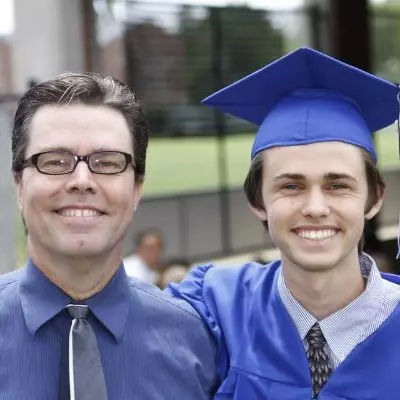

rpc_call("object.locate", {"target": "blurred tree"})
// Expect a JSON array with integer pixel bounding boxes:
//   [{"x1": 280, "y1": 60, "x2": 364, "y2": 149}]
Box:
[
  {"x1": 179, "y1": 5, "x2": 285, "y2": 103},
  {"x1": 372, "y1": 1, "x2": 400, "y2": 82}
]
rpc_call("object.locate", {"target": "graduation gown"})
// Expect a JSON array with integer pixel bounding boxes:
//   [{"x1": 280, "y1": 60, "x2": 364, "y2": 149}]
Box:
[{"x1": 169, "y1": 261, "x2": 400, "y2": 399}]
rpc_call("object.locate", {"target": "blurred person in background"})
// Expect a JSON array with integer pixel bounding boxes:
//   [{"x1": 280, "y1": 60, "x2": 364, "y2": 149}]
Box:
[
  {"x1": 0, "y1": 72, "x2": 217, "y2": 399},
  {"x1": 158, "y1": 259, "x2": 190, "y2": 289},
  {"x1": 123, "y1": 228, "x2": 164, "y2": 284},
  {"x1": 170, "y1": 48, "x2": 400, "y2": 399}
]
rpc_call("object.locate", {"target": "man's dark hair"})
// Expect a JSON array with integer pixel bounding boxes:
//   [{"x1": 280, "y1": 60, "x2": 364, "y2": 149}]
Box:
[
  {"x1": 243, "y1": 149, "x2": 385, "y2": 253},
  {"x1": 12, "y1": 72, "x2": 149, "y2": 184}
]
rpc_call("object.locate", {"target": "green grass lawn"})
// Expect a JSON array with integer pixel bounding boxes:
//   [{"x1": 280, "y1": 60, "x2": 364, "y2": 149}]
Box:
[{"x1": 143, "y1": 128, "x2": 400, "y2": 196}]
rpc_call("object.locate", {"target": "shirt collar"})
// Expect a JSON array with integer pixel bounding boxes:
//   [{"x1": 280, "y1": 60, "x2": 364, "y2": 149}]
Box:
[
  {"x1": 19, "y1": 259, "x2": 131, "y2": 343},
  {"x1": 277, "y1": 266, "x2": 316, "y2": 339},
  {"x1": 277, "y1": 253, "x2": 385, "y2": 362}
]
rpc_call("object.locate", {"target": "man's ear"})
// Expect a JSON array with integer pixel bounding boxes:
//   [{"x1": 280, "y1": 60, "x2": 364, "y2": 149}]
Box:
[
  {"x1": 13, "y1": 174, "x2": 23, "y2": 212},
  {"x1": 365, "y1": 187, "x2": 385, "y2": 221},
  {"x1": 133, "y1": 183, "x2": 143, "y2": 213},
  {"x1": 248, "y1": 203, "x2": 267, "y2": 222}
]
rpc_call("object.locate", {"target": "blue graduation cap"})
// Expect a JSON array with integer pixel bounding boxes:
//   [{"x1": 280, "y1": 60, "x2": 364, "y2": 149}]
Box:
[{"x1": 202, "y1": 47, "x2": 399, "y2": 163}]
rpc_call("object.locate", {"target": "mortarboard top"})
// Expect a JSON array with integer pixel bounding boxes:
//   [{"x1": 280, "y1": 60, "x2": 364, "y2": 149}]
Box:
[{"x1": 202, "y1": 47, "x2": 399, "y2": 162}]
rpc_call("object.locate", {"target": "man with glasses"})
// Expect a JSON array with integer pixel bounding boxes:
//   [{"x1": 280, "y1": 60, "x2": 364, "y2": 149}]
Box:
[{"x1": 0, "y1": 73, "x2": 217, "y2": 399}]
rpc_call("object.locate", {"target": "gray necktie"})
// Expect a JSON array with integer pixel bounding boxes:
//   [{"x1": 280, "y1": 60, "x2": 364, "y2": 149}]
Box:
[
  {"x1": 305, "y1": 322, "x2": 332, "y2": 397},
  {"x1": 67, "y1": 304, "x2": 108, "y2": 400}
]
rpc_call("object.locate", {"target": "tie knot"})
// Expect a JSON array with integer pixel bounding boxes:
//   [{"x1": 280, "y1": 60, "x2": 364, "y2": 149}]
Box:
[
  {"x1": 67, "y1": 304, "x2": 89, "y2": 319},
  {"x1": 306, "y1": 322, "x2": 326, "y2": 350}
]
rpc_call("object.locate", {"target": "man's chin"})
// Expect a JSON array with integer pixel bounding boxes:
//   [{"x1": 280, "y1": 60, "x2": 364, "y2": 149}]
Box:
[{"x1": 50, "y1": 242, "x2": 105, "y2": 259}]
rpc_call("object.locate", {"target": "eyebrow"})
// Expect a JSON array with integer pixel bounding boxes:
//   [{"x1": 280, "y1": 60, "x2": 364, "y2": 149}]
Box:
[
  {"x1": 273, "y1": 173, "x2": 305, "y2": 181},
  {"x1": 323, "y1": 172, "x2": 358, "y2": 183},
  {"x1": 37, "y1": 146, "x2": 74, "y2": 153},
  {"x1": 273, "y1": 172, "x2": 358, "y2": 182},
  {"x1": 36, "y1": 146, "x2": 124, "y2": 153}
]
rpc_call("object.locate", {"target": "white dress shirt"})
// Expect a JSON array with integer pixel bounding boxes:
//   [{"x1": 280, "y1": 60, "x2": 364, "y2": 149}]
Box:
[{"x1": 277, "y1": 253, "x2": 400, "y2": 369}]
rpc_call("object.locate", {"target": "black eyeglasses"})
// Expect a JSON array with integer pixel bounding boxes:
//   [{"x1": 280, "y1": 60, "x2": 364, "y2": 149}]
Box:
[{"x1": 21, "y1": 150, "x2": 134, "y2": 175}]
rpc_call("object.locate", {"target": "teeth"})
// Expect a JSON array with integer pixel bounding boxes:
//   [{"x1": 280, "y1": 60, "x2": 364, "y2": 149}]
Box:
[
  {"x1": 59, "y1": 209, "x2": 100, "y2": 217},
  {"x1": 296, "y1": 229, "x2": 336, "y2": 241}
]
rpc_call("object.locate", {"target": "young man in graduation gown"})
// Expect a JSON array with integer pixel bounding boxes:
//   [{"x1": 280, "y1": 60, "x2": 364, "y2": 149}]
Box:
[{"x1": 169, "y1": 47, "x2": 400, "y2": 399}]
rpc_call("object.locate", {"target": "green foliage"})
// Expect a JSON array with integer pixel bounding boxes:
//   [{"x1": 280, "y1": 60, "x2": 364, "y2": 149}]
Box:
[
  {"x1": 372, "y1": 2, "x2": 400, "y2": 81},
  {"x1": 179, "y1": 5, "x2": 284, "y2": 103}
]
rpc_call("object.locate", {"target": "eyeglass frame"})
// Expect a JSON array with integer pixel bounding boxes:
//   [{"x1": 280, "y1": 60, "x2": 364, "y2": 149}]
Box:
[{"x1": 20, "y1": 150, "x2": 134, "y2": 175}]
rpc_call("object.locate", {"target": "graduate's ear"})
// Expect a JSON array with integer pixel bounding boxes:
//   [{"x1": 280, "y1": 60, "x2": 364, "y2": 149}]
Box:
[
  {"x1": 364, "y1": 164, "x2": 385, "y2": 220},
  {"x1": 365, "y1": 187, "x2": 384, "y2": 220},
  {"x1": 248, "y1": 203, "x2": 267, "y2": 222}
]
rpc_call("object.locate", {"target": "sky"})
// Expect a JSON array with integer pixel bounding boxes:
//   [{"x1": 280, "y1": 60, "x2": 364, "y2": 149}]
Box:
[{"x1": 0, "y1": 0, "x2": 389, "y2": 36}]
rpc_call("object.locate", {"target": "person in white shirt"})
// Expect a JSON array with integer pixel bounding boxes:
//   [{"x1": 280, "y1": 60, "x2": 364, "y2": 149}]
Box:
[{"x1": 123, "y1": 229, "x2": 164, "y2": 284}]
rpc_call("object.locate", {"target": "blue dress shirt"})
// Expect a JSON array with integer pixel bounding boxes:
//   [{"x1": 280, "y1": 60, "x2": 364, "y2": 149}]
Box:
[{"x1": 0, "y1": 260, "x2": 217, "y2": 399}]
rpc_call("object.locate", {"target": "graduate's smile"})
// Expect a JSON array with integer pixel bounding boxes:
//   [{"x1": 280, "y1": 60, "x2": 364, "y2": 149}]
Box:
[
  {"x1": 292, "y1": 227, "x2": 339, "y2": 242},
  {"x1": 291, "y1": 229, "x2": 340, "y2": 252}
]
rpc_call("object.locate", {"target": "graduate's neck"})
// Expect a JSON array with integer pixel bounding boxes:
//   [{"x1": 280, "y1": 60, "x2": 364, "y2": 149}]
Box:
[{"x1": 281, "y1": 253, "x2": 366, "y2": 320}]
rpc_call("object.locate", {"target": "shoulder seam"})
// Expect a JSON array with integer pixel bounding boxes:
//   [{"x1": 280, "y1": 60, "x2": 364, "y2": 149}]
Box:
[
  {"x1": 0, "y1": 277, "x2": 19, "y2": 289},
  {"x1": 200, "y1": 266, "x2": 217, "y2": 325},
  {"x1": 129, "y1": 282, "x2": 203, "y2": 321}
]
